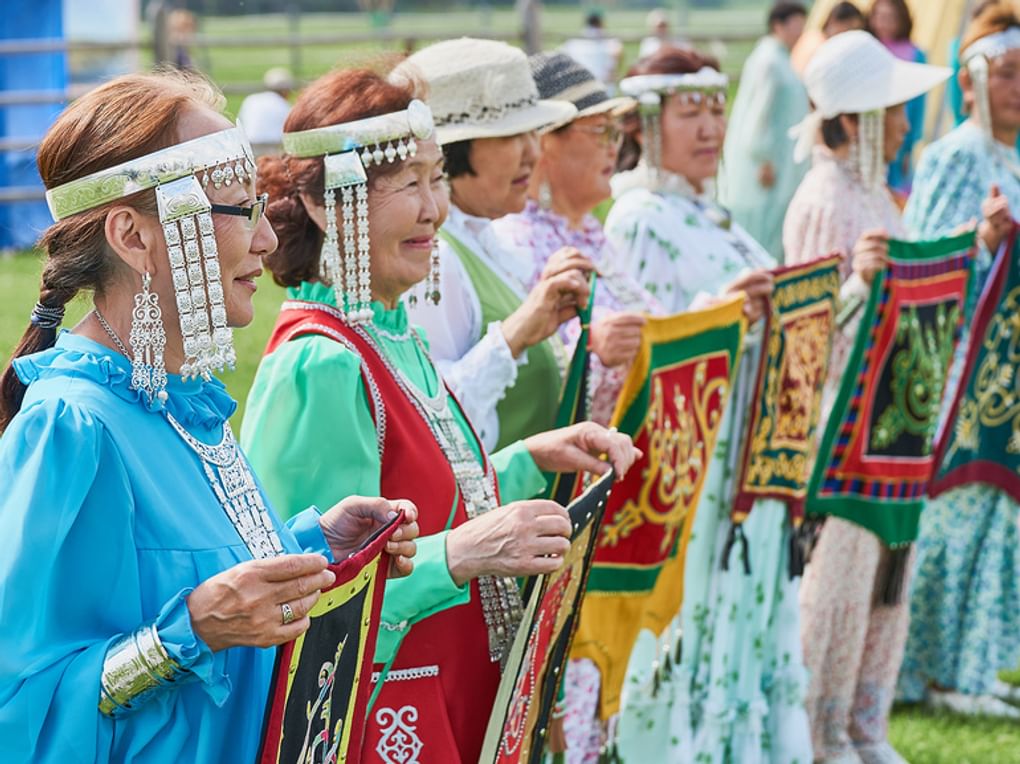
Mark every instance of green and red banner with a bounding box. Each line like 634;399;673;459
258;513;400;764
481;472;615;764
734;255;842;523
570;296;746;718
806;233;974;546
930;223;1020;502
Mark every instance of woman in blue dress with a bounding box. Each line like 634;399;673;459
0;70;418;763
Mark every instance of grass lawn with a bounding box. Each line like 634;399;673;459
5;247;1020;760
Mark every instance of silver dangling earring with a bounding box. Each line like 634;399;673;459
129;271;168;404
538;180;553;209
427;238;441;305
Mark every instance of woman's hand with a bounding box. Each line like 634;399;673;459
319;496;420;578
523;422;641;479
541;246;596;281
445;500;572;585
978;183;1012;254
502;269;591;357
722;268;774;324
850;228;890;285
187;554;335;652
590;312;646;368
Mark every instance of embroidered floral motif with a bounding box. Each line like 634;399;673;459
375;705;424;764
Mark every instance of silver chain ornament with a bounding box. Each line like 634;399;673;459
126;271;169;405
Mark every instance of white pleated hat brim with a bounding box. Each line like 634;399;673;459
436;99;577;144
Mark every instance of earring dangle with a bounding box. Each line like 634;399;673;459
538;181;553;210
427;238;442;305
129;271;169;404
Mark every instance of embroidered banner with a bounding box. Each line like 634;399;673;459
569;296;746;718
258;512;401;764
480;472;615;764
545;273;598;505
734;255;842;522
930;224;1020;501
806;233;974;546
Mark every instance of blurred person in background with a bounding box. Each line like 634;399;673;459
868;0;928;200
720;1;809;262
561;10;624;91
783;30;951;764
237;67;294;148
792;1;867;74
638;8;689;59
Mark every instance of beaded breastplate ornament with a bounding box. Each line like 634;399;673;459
46;126;255;382
355;317;523;664
282;100;439;324
94;306;283;560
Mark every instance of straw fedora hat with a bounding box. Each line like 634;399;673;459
391;38;577;144
791;30;950;161
528;52;635;132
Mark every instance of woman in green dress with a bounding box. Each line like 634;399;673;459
241;67;638;764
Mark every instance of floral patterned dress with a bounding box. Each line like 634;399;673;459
896;121;1020;703
783;146;910;763
494;200;664;763
603;164;812;764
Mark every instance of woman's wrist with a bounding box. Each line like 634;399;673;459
99;623;184;717
445;525;478;586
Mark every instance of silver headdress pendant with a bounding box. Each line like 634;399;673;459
283;99;437;324
46;126;256;385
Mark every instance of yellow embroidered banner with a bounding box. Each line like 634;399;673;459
570;296;746;718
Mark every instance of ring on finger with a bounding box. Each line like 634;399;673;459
281;602;296;625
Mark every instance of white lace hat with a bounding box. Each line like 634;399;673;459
790;30;950;162
391;38;577;144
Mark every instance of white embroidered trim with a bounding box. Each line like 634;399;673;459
379;619;409;632
371;664;440;683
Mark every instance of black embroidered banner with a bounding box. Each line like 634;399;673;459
258;512;400;764
481;472;614;764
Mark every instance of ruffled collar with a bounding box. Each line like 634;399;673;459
13;331;237;428
288;280;411;338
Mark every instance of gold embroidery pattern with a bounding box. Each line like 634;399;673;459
744;304;833;494
951;284;1020;458
601;358;728;553
871;301;960;452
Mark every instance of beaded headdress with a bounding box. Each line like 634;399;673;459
45;127;255;382
619;67;728;177
962;27;1020;150
282;99;436;323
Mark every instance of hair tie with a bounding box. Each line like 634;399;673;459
30;302;65;330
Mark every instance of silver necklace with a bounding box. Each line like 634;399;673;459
93;307;284;560
354;324;523;664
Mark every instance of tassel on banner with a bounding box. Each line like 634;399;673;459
721;522;752;575
880;544;912;606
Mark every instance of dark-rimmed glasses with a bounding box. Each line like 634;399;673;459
210;193;268;230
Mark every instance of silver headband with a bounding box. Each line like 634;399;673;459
961;27;1020;66
45;127;254;221
282;100;438;323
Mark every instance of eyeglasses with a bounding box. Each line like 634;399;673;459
571;123;624;148
210;193;268;230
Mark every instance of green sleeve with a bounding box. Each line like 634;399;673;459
491;440;546;503
374;531;470;663
240;334;380;517
240;333;471;663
